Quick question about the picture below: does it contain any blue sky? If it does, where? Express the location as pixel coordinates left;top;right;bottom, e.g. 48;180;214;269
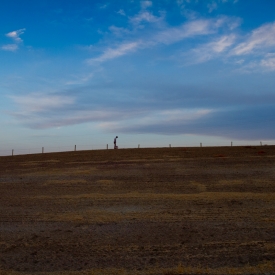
1;0;275;153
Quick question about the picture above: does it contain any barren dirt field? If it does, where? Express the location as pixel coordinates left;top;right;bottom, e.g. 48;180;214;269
1;146;275;275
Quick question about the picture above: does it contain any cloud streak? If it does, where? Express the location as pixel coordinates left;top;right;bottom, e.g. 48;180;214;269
104;106;275;140
152;19;216;45
141;1;152;10
231;22;275;55
8;73;275;141
87;42;140;63
11;110;124;129
11;93;75;113
261;53;275;71
1;44;19;52
2;28;26;52
87;17;234;64
190;34;236;63
6;28;26;43
130;10;161;25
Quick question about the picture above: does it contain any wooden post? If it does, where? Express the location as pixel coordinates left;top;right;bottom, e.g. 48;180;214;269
169;144;171;148
12;149;14;156
200;143;202;147
74;145;76;151
138;144;140;148
42;147;44;153
231;141;233;147
260;141;262;146
107;144;108;150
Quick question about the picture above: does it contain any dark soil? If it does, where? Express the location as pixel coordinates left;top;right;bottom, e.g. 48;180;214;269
1;146;275;274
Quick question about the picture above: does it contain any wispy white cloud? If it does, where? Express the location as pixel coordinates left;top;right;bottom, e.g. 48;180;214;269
231;22;275;55
117;9;126;16
11;93;75;113
99;4;108;9
207;0;239;12
153;16;239;45
11;107;136;129
1;44;18;52
99;108;213;133
130;11;162;26
213;15;241;31
261;53;275;71
207;2;218;13
153;19;216;45
87;42;140;64
109;25;129;36
87;17;235;64
235;59;245;65
176;0;195;7
184;19;275;70
178;0;238;13
65;72;95;85
233;61;259;73
6;28;26;43
1;28;26;52
141;108;213;124
141;1;152;10
211;34;236;52
190;34;236;63
237;53;275;73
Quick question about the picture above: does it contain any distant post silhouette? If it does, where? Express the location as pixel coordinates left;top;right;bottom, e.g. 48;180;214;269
114;136;118;149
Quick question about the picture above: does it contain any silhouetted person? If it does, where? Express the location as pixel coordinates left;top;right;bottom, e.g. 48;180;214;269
114;136;118;149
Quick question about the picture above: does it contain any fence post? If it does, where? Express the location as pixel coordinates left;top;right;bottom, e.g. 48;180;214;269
42;147;44;154
260;141;262;146
107;144;108;150
231;141;233;147
74;145;76;151
200;143;202;147
138;144;140;148
169;144;171;148
12;149;14;156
